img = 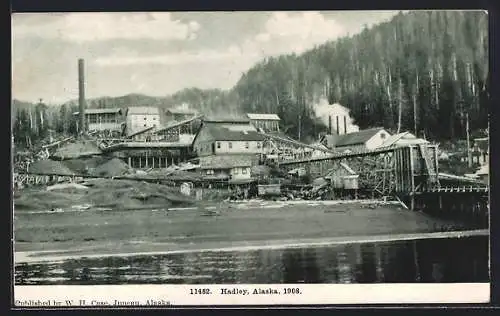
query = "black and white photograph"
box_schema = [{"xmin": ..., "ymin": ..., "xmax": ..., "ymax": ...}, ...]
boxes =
[{"xmin": 12, "ymin": 10, "xmax": 490, "ymax": 306}]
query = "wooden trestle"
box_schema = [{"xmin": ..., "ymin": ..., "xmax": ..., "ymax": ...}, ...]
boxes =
[
  {"xmin": 278, "ymin": 144, "xmax": 443, "ymax": 208},
  {"xmin": 279, "ymin": 143, "xmax": 489, "ymax": 213}
]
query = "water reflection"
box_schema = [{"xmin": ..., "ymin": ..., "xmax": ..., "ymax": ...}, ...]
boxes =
[{"xmin": 15, "ymin": 236, "xmax": 489, "ymax": 285}]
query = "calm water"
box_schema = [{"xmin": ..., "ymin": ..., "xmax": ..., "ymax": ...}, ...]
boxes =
[{"xmin": 15, "ymin": 236, "xmax": 489, "ymax": 285}]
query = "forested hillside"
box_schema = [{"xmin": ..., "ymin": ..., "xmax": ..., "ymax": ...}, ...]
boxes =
[
  {"xmin": 234, "ymin": 10, "xmax": 489, "ymax": 141},
  {"xmin": 12, "ymin": 11, "xmax": 489, "ymax": 146}
]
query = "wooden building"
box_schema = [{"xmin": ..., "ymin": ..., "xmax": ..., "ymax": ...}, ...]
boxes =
[
  {"xmin": 320, "ymin": 127, "xmax": 391, "ymax": 153},
  {"xmin": 197, "ymin": 154, "xmax": 255, "ymax": 181},
  {"xmin": 72, "ymin": 108, "xmax": 124, "ymax": 133},
  {"xmin": 192, "ymin": 119, "xmax": 265, "ymax": 157},
  {"xmin": 125, "ymin": 106, "xmax": 160, "ymax": 136},
  {"xmin": 246, "ymin": 113, "xmax": 281, "ymax": 132},
  {"xmin": 104, "ymin": 142, "xmax": 193, "ymax": 169}
]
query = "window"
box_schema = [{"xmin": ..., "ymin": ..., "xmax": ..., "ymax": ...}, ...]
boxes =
[
  {"xmin": 217, "ymin": 142, "xmax": 221, "ymax": 149},
  {"xmin": 233, "ymin": 168, "xmax": 239, "ymax": 174},
  {"xmin": 206, "ymin": 169, "xmax": 214, "ymax": 175},
  {"xmin": 242, "ymin": 168, "xmax": 247, "ymax": 174},
  {"xmin": 380, "ymin": 133, "xmax": 387, "ymax": 139},
  {"xmin": 257, "ymin": 142, "xmax": 261, "ymax": 149},
  {"xmin": 144, "ymin": 117, "xmax": 147, "ymax": 120},
  {"xmin": 245, "ymin": 142, "xmax": 249, "ymax": 149},
  {"xmin": 144, "ymin": 124, "xmax": 147, "ymax": 127},
  {"xmin": 153, "ymin": 117, "xmax": 157, "ymax": 120},
  {"xmin": 228, "ymin": 142, "xmax": 233, "ymax": 149},
  {"xmin": 88, "ymin": 114, "xmax": 97, "ymax": 124}
]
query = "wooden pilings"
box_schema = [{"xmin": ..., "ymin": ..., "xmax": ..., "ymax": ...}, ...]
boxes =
[{"xmin": 414, "ymin": 191, "xmax": 489, "ymax": 227}]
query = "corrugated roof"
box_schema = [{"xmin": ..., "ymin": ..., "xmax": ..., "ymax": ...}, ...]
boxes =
[
  {"xmin": 198, "ymin": 155, "xmax": 254, "ymax": 169},
  {"xmin": 127, "ymin": 107, "xmax": 160, "ymax": 115},
  {"xmin": 205, "ymin": 125, "xmax": 265, "ymax": 141},
  {"xmin": 334, "ymin": 128, "xmax": 385, "ymax": 147},
  {"xmin": 73, "ymin": 108, "xmax": 122, "ymax": 115},
  {"xmin": 246, "ymin": 113, "xmax": 281, "ymax": 121}
]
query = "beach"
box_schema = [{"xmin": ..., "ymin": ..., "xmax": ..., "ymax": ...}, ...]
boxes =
[{"xmin": 14, "ymin": 198, "xmax": 479, "ymax": 263}]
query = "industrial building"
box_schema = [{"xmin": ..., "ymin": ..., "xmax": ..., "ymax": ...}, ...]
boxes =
[
  {"xmin": 104, "ymin": 142, "xmax": 193, "ymax": 169},
  {"xmin": 192, "ymin": 118, "xmax": 265, "ymax": 157},
  {"xmin": 72, "ymin": 108, "xmax": 124, "ymax": 133},
  {"xmin": 320, "ymin": 127, "xmax": 391, "ymax": 153},
  {"xmin": 125, "ymin": 106, "xmax": 161, "ymax": 136}
]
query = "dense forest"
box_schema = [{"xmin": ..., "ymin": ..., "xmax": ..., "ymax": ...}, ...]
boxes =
[
  {"xmin": 12, "ymin": 10, "xmax": 489, "ymax": 147},
  {"xmin": 234, "ymin": 10, "xmax": 489, "ymax": 141}
]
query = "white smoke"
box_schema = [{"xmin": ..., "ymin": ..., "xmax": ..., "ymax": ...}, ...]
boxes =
[{"xmin": 313, "ymin": 98, "xmax": 359, "ymax": 134}]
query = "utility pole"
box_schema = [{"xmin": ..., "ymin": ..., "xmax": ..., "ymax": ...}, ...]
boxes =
[
  {"xmin": 298, "ymin": 113, "xmax": 302, "ymax": 141},
  {"xmin": 413, "ymin": 94, "xmax": 417, "ymax": 136},
  {"xmin": 397, "ymin": 78, "xmax": 403, "ymax": 134},
  {"xmin": 466, "ymin": 112, "xmax": 472, "ymax": 168},
  {"xmin": 78, "ymin": 58, "xmax": 86, "ymax": 137}
]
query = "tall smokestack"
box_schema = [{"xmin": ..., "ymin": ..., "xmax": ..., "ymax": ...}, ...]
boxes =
[
  {"xmin": 328, "ymin": 116, "xmax": 332, "ymax": 134},
  {"xmin": 336, "ymin": 116, "xmax": 339, "ymax": 135},
  {"xmin": 344, "ymin": 116, "xmax": 347, "ymax": 134},
  {"xmin": 78, "ymin": 58, "xmax": 86, "ymax": 135}
]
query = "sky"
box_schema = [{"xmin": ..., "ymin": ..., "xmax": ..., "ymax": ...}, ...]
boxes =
[{"xmin": 12, "ymin": 11, "xmax": 402, "ymax": 104}]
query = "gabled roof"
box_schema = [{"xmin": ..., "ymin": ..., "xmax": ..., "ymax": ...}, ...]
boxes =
[
  {"xmin": 127, "ymin": 106, "xmax": 160, "ymax": 115},
  {"xmin": 203, "ymin": 124, "xmax": 265, "ymax": 142},
  {"xmin": 334, "ymin": 128, "xmax": 386, "ymax": 147},
  {"xmin": 246, "ymin": 113, "xmax": 281, "ymax": 121},
  {"xmin": 198, "ymin": 154, "xmax": 254, "ymax": 169},
  {"xmin": 73, "ymin": 108, "xmax": 122, "ymax": 115}
]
